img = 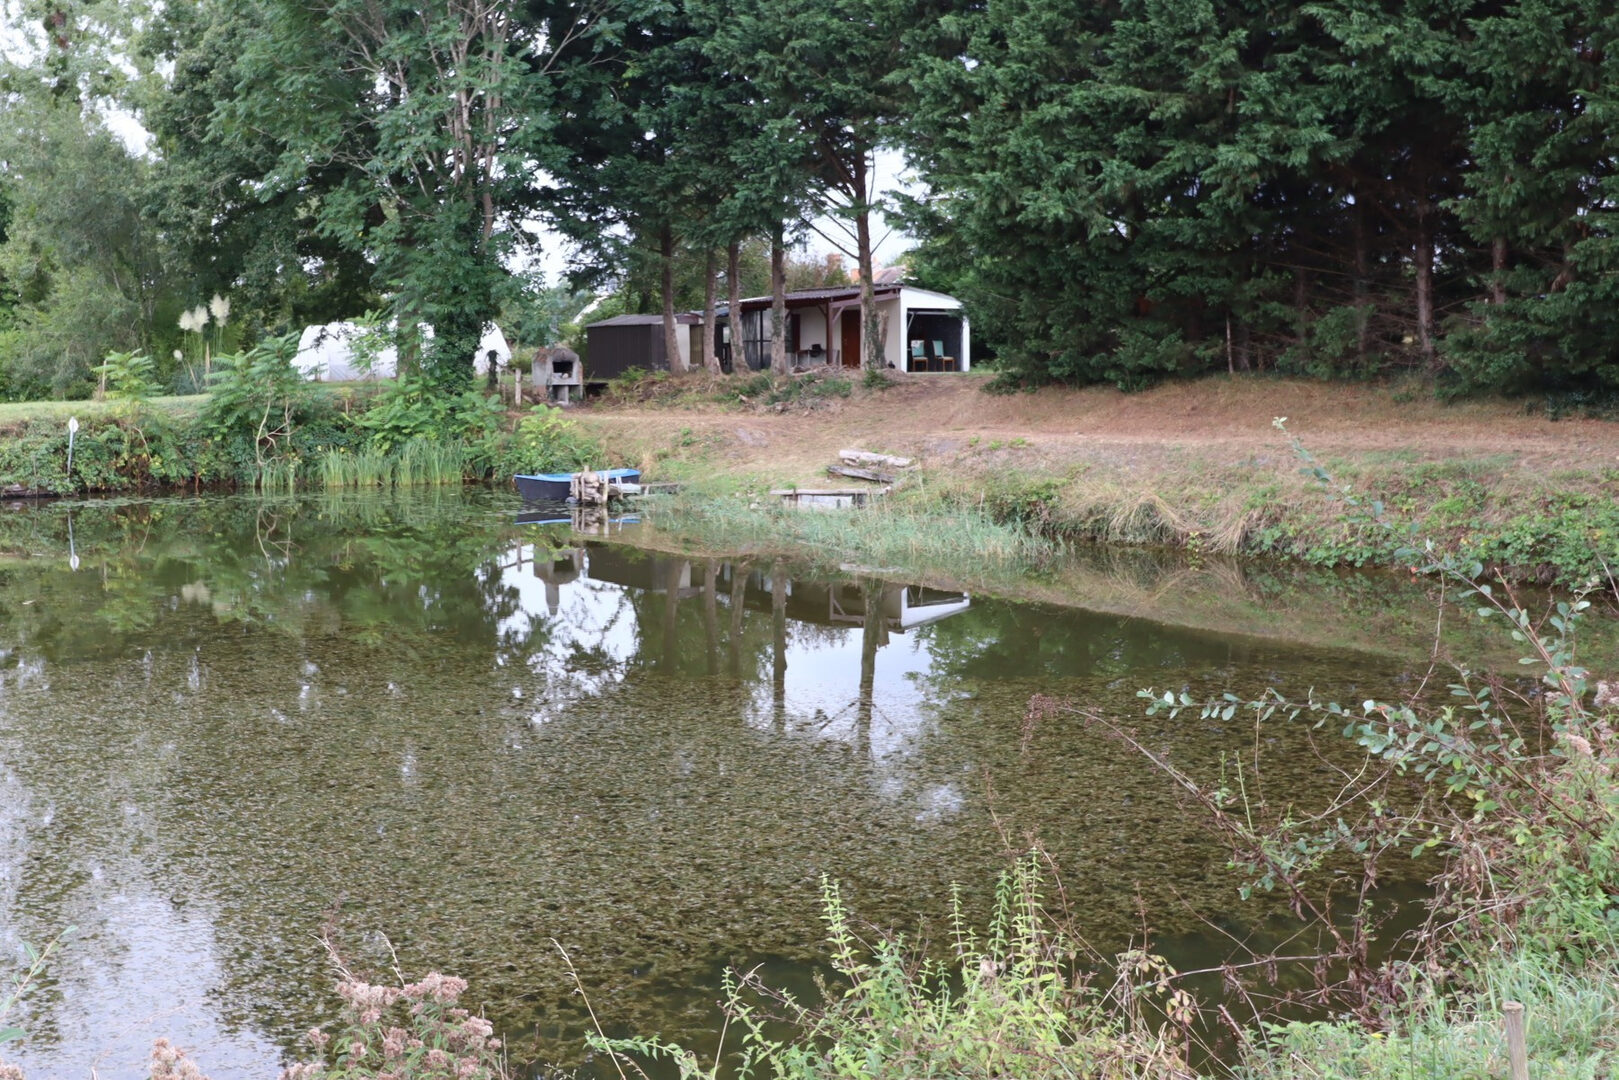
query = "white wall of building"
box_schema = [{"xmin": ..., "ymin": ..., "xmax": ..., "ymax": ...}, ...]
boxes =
[{"xmin": 294, "ymin": 323, "xmax": 511, "ymax": 381}]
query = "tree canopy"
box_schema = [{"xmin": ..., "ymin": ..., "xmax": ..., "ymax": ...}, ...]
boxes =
[{"xmin": 2, "ymin": 0, "xmax": 1618, "ymax": 397}]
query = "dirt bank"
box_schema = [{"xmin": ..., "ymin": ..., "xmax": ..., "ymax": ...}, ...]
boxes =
[{"xmin": 570, "ymin": 372, "xmax": 1619, "ymax": 586}]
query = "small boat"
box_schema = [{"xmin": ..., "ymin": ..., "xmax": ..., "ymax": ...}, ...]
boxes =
[{"xmin": 513, "ymin": 468, "xmax": 640, "ymax": 502}]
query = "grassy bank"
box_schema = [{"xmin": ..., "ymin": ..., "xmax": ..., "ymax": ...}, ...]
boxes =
[
  {"xmin": 0, "ymin": 372, "xmax": 601, "ymax": 496},
  {"xmin": 572, "ymin": 373, "xmax": 1619, "ymax": 588}
]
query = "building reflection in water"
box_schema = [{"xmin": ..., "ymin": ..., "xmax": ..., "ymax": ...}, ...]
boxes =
[{"xmin": 496, "ymin": 539, "xmax": 971, "ymax": 762}]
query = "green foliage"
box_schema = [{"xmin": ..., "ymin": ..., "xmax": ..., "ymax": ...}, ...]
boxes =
[
  {"xmin": 0, "ymin": 410, "xmax": 239, "ymax": 494},
  {"xmin": 201, "ymin": 332, "xmax": 310, "ymax": 472},
  {"xmin": 719, "ymin": 372, "xmax": 853, "ymax": 407},
  {"xmin": 1466, "ymin": 497, "xmax": 1619, "ymax": 588},
  {"xmin": 0, "ymin": 927, "xmax": 73, "ymax": 1058},
  {"xmin": 350, "ymin": 376, "xmax": 504, "ymax": 455},
  {"xmin": 901, "ymin": 0, "xmax": 1619, "ymax": 393},
  {"xmin": 508, "ymin": 406, "xmax": 605, "ymax": 474},
  {"xmin": 646, "ymin": 493, "xmax": 1052, "ymax": 572},
  {"xmin": 224, "ymin": 0, "xmax": 612, "ymax": 387},
  {"xmin": 1140, "ymin": 428, "xmax": 1619, "ymax": 967},
  {"xmin": 318, "ymin": 439, "xmax": 469, "ymax": 489},
  {"xmin": 861, "ymin": 367, "xmax": 895, "ymax": 391},
  {"xmin": 0, "ymin": 89, "xmax": 165, "ymax": 399},
  {"xmin": 603, "ymin": 366, "xmax": 668, "ymax": 400},
  {"xmin": 1246, "ymin": 424, "xmax": 1619, "ymax": 588},
  {"xmin": 1244, "ymin": 953, "xmax": 1619, "ymax": 1080},
  {"xmin": 589, "ymin": 861, "xmax": 1188, "ymax": 1080},
  {"xmin": 92, "ymin": 350, "xmax": 160, "ymax": 407}
]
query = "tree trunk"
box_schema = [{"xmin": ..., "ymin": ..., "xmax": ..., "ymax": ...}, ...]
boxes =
[
  {"xmin": 727, "ymin": 561, "xmax": 748, "ymax": 677},
  {"xmin": 1354, "ymin": 187, "xmax": 1370, "ymax": 363},
  {"xmin": 1491, "ymin": 236, "xmax": 1508, "ymax": 306},
  {"xmin": 1294, "ymin": 268, "xmax": 1309, "ymax": 347},
  {"xmin": 855, "ymin": 153, "xmax": 880, "ymax": 371},
  {"xmin": 770, "ymin": 227, "xmax": 789, "ymax": 375},
  {"xmin": 856, "ymin": 580, "xmax": 884, "ymax": 758},
  {"xmin": 702, "ymin": 249, "xmax": 721, "ymax": 374},
  {"xmin": 701, "ymin": 560, "xmax": 719, "ymax": 676},
  {"xmin": 660, "ymin": 559, "xmax": 683, "ymax": 669},
  {"xmin": 1414, "ymin": 203, "xmax": 1436, "ymax": 366},
  {"xmin": 662, "ymin": 226, "xmax": 688, "ymax": 374},
  {"xmin": 771, "ymin": 559, "xmax": 787, "ymax": 725},
  {"xmin": 727, "ymin": 241, "xmax": 743, "ymax": 374}
]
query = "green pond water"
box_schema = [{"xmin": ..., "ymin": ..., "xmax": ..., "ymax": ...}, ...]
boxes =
[{"xmin": 0, "ymin": 489, "xmax": 1539, "ymax": 1077}]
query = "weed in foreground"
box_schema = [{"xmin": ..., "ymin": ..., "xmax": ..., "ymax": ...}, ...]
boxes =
[
  {"xmin": 1042, "ymin": 425, "xmax": 1619, "ymax": 1058},
  {"xmin": 583, "ymin": 859, "xmax": 1195, "ymax": 1080},
  {"xmin": 0, "ymin": 929, "xmax": 72, "ymax": 1078}
]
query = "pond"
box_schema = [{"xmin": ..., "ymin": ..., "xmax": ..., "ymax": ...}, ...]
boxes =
[{"xmin": 0, "ymin": 489, "xmax": 1544, "ymax": 1077}]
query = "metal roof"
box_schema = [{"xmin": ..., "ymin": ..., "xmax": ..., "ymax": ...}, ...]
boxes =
[
  {"xmin": 739, "ymin": 285, "xmax": 901, "ymax": 305},
  {"xmin": 710, "ymin": 284, "xmax": 907, "ymax": 316},
  {"xmin": 587, "ymin": 313, "xmax": 700, "ymax": 327}
]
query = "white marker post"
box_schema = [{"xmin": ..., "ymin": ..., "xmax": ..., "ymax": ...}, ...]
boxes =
[{"xmin": 66, "ymin": 415, "xmax": 79, "ymax": 479}]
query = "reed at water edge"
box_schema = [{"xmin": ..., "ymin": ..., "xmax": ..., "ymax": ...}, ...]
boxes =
[{"xmin": 316, "ymin": 439, "xmax": 469, "ymax": 490}]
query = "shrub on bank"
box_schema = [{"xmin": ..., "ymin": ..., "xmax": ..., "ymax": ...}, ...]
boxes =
[{"xmin": 0, "ymin": 376, "xmax": 600, "ymax": 495}]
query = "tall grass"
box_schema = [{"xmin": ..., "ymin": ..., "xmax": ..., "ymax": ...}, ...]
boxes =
[
  {"xmin": 316, "ymin": 439, "xmax": 467, "ymax": 489},
  {"xmin": 253, "ymin": 458, "xmax": 300, "ymax": 494},
  {"xmin": 1242, "ymin": 953, "xmax": 1619, "ymax": 1080},
  {"xmin": 646, "ymin": 492, "xmax": 1054, "ymax": 575},
  {"xmin": 393, "ymin": 438, "xmax": 467, "ymax": 487}
]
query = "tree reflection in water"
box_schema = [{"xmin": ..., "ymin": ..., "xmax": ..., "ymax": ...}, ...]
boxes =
[{"xmin": 0, "ymin": 490, "xmax": 1439, "ymax": 1079}]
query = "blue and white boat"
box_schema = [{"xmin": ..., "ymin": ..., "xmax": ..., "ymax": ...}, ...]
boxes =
[{"xmin": 513, "ymin": 468, "xmax": 640, "ymax": 502}]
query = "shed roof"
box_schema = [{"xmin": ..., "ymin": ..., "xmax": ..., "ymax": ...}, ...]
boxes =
[{"xmin": 587, "ymin": 313, "xmax": 700, "ymax": 328}]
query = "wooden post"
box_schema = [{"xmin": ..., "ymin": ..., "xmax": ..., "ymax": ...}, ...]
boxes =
[
  {"xmin": 1502, "ymin": 1001, "xmax": 1528, "ymax": 1080},
  {"xmin": 513, "ymin": 364, "xmax": 523, "ymax": 407}
]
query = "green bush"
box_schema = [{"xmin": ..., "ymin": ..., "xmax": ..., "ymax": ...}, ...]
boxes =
[
  {"xmin": 500, "ymin": 405, "xmax": 605, "ymax": 474},
  {"xmin": 200, "ymin": 333, "xmax": 312, "ymax": 476},
  {"xmin": 91, "ymin": 350, "xmax": 160, "ymax": 406},
  {"xmin": 862, "ymin": 367, "xmax": 895, "ymax": 391},
  {"xmin": 352, "ymin": 374, "xmax": 504, "ymax": 453}
]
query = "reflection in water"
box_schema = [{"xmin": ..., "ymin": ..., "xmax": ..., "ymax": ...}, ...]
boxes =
[{"xmin": 0, "ymin": 492, "xmax": 1446, "ymax": 1078}]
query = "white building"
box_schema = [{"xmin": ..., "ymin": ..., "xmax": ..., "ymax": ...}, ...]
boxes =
[
  {"xmin": 720, "ymin": 284, "xmax": 971, "ymax": 373},
  {"xmin": 293, "ymin": 323, "xmax": 512, "ymax": 381}
]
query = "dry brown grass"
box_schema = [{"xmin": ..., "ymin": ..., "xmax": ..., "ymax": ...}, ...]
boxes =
[
  {"xmin": 570, "ymin": 371, "xmax": 1617, "ymax": 587},
  {"xmin": 570, "ymin": 372, "xmax": 1619, "ymax": 486}
]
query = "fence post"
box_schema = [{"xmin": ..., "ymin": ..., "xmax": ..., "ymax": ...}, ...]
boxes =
[{"xmin": 1503, "ymin": 1000, "xmax": 1528, "ymax": 1080}]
